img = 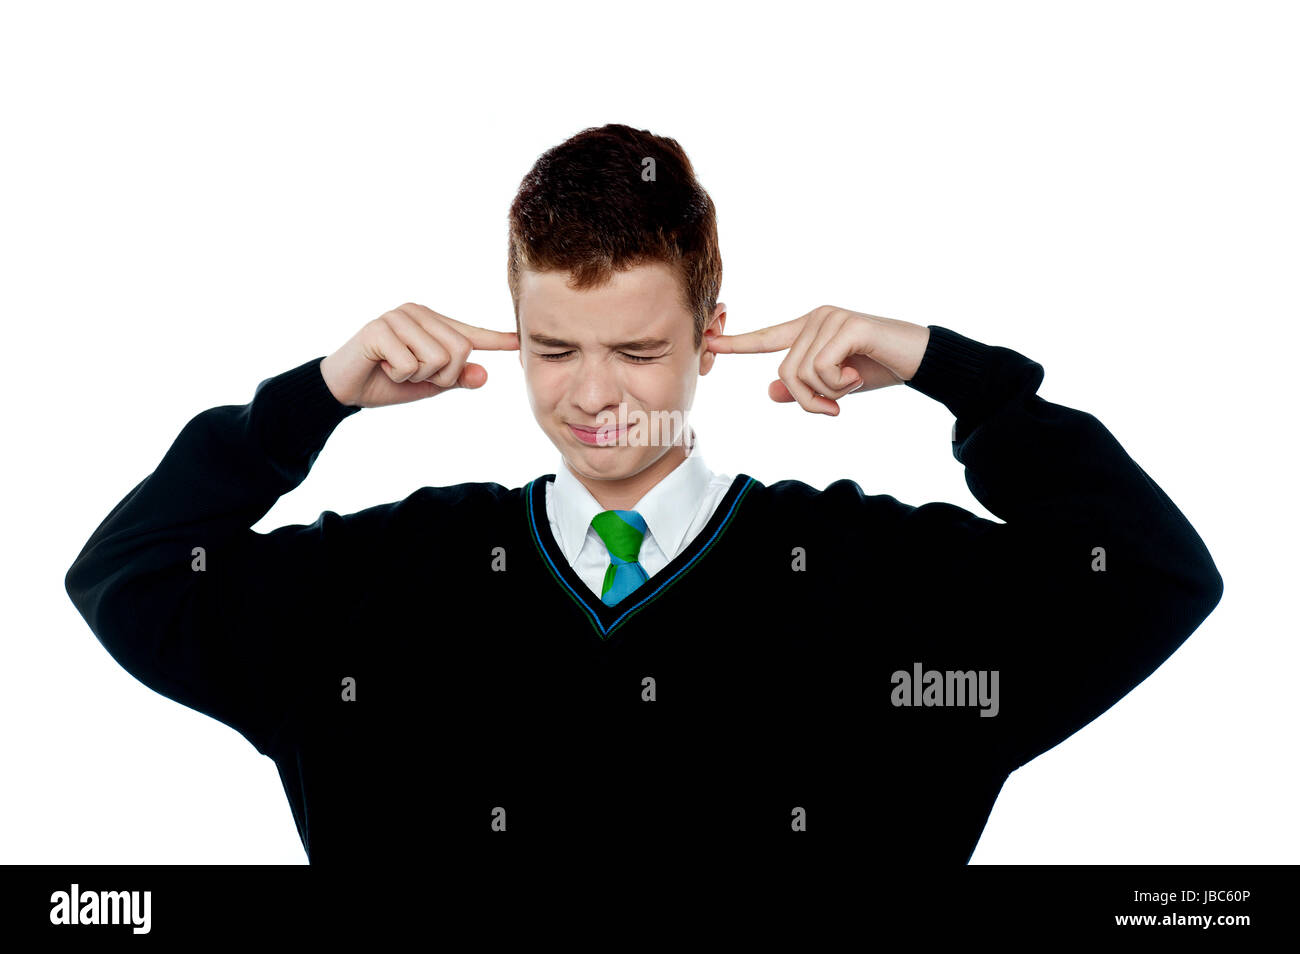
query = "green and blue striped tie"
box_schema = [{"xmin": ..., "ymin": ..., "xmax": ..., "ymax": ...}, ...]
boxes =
[{"xmin": 591, "ymin": 509, "xmax": 650, "ymax": 606}]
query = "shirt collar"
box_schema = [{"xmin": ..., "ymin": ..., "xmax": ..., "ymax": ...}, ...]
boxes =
[{"xmin": 552, "ymin": 443, "xmax": 714, "ymax": 564}]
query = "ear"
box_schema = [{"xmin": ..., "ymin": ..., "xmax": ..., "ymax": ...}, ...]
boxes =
[{"xmin": 698, "ymin": 303, "xmax": 726, "ymax": 376}]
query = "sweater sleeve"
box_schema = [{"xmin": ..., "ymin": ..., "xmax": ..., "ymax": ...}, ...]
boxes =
[
  {"xmin": 64, "ymin": 357, "xmax": 369, "ymax": 756},
  {"xmin": 885, "ymin": 325, "xmax": 1224, "ymax": 771}
]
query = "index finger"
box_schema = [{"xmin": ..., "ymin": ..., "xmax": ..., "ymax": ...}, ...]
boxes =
[
  {"xmin": 438, "ymin": 314, "xmax": 521, "ymax": 351},
  {"xmin": 707, "ymin": 316, "xmax": 805, "ymax": 354}
]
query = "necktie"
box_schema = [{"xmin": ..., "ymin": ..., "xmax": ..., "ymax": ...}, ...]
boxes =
[{"xmin": 590, "ymin": 509, "xmax": 650, "ymax": 606}]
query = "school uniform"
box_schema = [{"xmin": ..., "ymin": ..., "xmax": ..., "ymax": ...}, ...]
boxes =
[{"xmin": 64, "ymin": 326, "xmax": 1223, "ymax": 867}]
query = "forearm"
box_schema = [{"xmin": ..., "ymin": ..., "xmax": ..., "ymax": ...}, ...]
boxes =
[
  {"xmin": 66, "ymin": 357, "xmax": 356, "ymax": 599},
  {"xmin": 905, "ymin": 326, "xmax": 1220, "ymax": 587}
]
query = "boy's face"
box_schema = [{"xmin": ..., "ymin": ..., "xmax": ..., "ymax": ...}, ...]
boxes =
[{"xmin": 517, "ymin": 261, "xmax": 725, "ymax": 485}]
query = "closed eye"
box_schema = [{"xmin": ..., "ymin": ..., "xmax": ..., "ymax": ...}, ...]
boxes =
[{"xmin": 537, "ymin": 351, "xmax": 658, "ymax": 363}]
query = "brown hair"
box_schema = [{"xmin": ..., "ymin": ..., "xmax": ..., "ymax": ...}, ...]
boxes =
[{"xmin": 506, "ymin": 123, "xmax": 722, "ymax": 351}]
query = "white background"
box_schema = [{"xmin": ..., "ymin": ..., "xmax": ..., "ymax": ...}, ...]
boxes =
[{"xmin": 2, "ymin": 0, "xmax": 1294, "ymax": 864}]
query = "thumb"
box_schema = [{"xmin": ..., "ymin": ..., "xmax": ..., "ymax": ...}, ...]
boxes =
[{"xmin": 459, "ymin": 363, "xmax": 488, "ymax": 388}]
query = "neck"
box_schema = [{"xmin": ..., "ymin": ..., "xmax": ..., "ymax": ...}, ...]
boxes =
[{"xmin": 566, "ymin": 432, "xmax": 695, "ymax": 512}]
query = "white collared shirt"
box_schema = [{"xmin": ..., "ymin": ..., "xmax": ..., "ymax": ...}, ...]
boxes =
[{"xmin": 544, "ymin": 443, "xmax": 734, "ymax": 600}]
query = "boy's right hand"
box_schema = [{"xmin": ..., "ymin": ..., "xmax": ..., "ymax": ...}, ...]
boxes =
[{"xmin": 320, "ymin": 303, "xmax": 520, "ymax": 408}]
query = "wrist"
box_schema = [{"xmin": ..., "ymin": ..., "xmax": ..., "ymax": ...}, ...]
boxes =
[
  {"xmin": 899, "ymin": 323, "xmax": 932, "ymax": 382},
  {"xmin": 319, "ymin": 354, "xmax": 354, "ymax": 407}
]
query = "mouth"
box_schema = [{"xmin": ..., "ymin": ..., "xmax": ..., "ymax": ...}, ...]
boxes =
[{"xmin": 568, "ymin": 422, "xmax": 628, "ymax": 446}]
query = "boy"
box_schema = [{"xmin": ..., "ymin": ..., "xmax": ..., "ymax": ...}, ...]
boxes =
[{"xmin": 65, "ymin": 123, "xmax": 1223, "ymax": 866}]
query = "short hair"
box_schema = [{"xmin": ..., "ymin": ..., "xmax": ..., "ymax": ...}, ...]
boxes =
[{"xmin": 507, "ymin": 123, "xmax": 722, "ymax": 351}]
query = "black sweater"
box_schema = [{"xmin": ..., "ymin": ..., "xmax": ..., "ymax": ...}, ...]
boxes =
[{"xmin": 64, "ymin": 325, "xmax": 1224, "ymax": 865}]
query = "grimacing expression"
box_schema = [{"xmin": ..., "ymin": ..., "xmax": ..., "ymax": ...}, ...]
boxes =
[{"xmin": 517, "ymin": 261, "xmax": 725, "ymax": 482}]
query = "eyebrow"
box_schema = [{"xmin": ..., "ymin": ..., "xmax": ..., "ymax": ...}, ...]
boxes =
[{"xmin": 528, "ymin": 333, "xmax": 672, "ymax": 351}]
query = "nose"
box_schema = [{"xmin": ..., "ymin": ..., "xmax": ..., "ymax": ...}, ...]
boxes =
[{"xmin": 569, "ymin": 354, "xmax": 625, "ymax": 417}]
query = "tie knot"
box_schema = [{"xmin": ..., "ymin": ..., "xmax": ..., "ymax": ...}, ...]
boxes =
[{"xmin": 590, "ymin": 509, "xmax": 647, "ymax": 563}]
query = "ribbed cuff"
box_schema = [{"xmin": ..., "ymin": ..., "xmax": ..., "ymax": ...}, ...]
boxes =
[
  {"xmin": 903, "ymin": 325, "xmax": 995, "ymax": 421},
  {"xmin": 250, "ymin": 356, "xmax": 362, "ymax": 460}
]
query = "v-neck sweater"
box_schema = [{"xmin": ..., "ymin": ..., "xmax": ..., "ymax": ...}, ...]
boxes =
[{"xmin": 63, "ymin": 325, "xmax": 1223, "ymax": 865}]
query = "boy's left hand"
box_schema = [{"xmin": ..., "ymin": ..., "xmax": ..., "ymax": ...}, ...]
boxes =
[{"xmin": 705, "ymin": 305, "xmax": 932, "ymax": 416}]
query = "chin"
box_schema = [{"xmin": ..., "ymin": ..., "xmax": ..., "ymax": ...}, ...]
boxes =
[{"xmin": 569, "ymin": 448, "xmax": 648, "ymax": 478}]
